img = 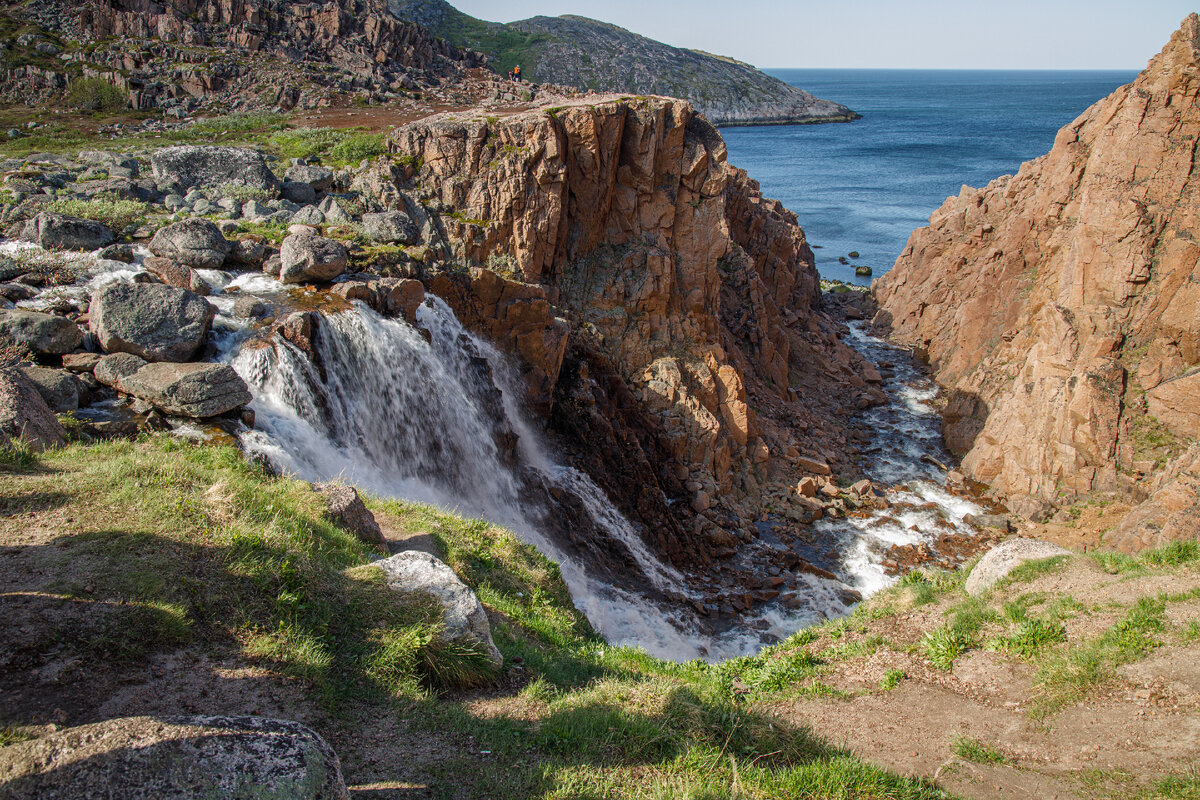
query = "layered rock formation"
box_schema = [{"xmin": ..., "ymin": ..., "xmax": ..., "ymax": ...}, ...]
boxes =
[
  {"xmin": 382, "ymin": 94, "xmax": 880, "ymax": 557},
  {"xmin": 874, "ymin": 15, "xmax": 1200, "ymax": 547},
  {"xmin": 388, "ymin": 0, "xmax": 858, "ymax": 126}
]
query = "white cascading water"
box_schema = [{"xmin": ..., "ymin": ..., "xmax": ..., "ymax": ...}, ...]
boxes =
[
  {"xmin": 1, "ymin": 238, "xmax": 985, "ymax": 660},
  {"xmin": 227, "ymin": 295, "xmax": 722, "ymax": 659}
]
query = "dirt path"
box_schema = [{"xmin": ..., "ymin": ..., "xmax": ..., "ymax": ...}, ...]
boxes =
[{"xmin": 765, "ymin": 557, "xmax": 1200, "ymax": 799}]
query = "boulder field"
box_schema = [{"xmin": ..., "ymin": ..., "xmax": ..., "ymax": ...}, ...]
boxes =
[{"xmin": 875, "ymin": 14, "xmax": 1200, "ymax": 552}]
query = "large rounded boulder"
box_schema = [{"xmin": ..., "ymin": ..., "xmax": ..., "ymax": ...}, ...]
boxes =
[
  {"xmin": 151, "ymin": 145, "xmax": 280, "ymax": 194},
  {"xmin": 88, "ymin": 283, "xmax": 215, "ymax": 362},
  {"xmin": 0, "ymin": 715, "xmax": 349, "ymax": 799},
  {"xmin": 149, "ymin": 218, "xmax": 232, "ymax": 269},
  {"xmin": 375, "ymin": 550, "xmax": 503, "ymax": 671},
  {"xmin": 279, "ymin": 232, "xmax": 348, "ymax": 285}
]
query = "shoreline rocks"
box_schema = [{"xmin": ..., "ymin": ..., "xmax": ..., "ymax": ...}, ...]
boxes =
[{"xmin": 88, "ymin": 283, "xmax": 215, "ymax": 363}]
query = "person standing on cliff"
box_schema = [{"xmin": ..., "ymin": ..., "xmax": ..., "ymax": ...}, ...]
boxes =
[{"xmin": 514, "ymin": 65, "xmax": 521, "ymax": 82}]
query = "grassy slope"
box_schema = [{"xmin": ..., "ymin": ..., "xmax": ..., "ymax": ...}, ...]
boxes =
[{"xmin": 0, "ymin": 436, "xmax": 944, "ymax": 799}]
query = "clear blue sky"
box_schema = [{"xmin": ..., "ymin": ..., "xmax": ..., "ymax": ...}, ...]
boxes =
[{"xmin": 449, "ymin": 1, "xmax": 1194, "ymax": 69}]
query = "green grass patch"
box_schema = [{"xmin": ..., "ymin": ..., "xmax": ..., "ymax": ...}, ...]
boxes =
[
  {"xmin": 951, "ymin": 735, "xmax": 1009, "ymax": 765},
  {"xmin": 49, "ymin": 194, "xmax": 150, "ymax": 233},
  {"xmin": 990, "ymin": 618, "xmax": 1067, "ymax": 659},
  {"xmin": 1033, "ymin": 596, "xmax": 1166, "ymax": 715},
  {"xmin": 880, "ymin": 668, "xmax": 906, "ymax": 690}
]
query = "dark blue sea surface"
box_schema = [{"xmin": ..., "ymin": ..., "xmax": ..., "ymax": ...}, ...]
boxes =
[{"xmin": 722, "ymin": 69, "xmax": 1138, "ymax": 285}]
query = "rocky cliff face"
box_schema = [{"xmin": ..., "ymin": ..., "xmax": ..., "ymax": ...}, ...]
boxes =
[
  {"xmin": 387, "ymin": 0, "xmax": 858, "ymax": 126},
  {"xmin": 5, "ymin": 0, "xmax": 484, "ymax": 110},
  {"xmin": 380, "ymin": 94, "xmax": 880, "ymax": 560},
  {"xmin": 874, "ymin": 15, "xmax": 1200, "ymax": 548}
]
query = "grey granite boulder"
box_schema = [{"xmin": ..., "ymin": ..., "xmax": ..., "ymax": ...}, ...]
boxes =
[
  {"xmin": 93, "ymin": 352, "xmax": 147, "ymax": 387},
  {"xmin": 316, "ymin": 195, "xmax": 351, "ymax": 224},
  {"xmin": 19, "ymin": 366, "xmax": 86, "ymax": 413},
  {"xmin": 0, "ymin": 367, "xmax": 64, "ymax": 451},
  {"xmin": 19, "ymin": 212, "xmax": 112, "ymax": 251},
  {"xmin": 143, "ymin": 256, "xmax": 212, "ymax": 295},
  {"xmin": 149, "ymin": 218, "xmax": 231, "ymax": 269},
  {"xmin": 362, "ymin": 211, "xmax": 418, "ymax": 245},
  {"xmin": 228, "ymin": 236, "xmax": 267, "ymax": 266},
  {"xmin": 316, "ymin": 482, "xmax": 384, "ymax": 545},
  {"xmin": 284, "ymin": 164, "xmax": 335, "ymax": 191},
  {"xmin": 89, "ymin": 283, "xmax": 215, "ymax": 362},
  {"xmin": 281, "ymin": 180, "xmax": 317, "ymax": 205},
  {"xmin": 115, "ymin": 362, "xmax": 251, "ymax": 418},
  {"xmin": 0, "ymin": 309, "xmax": 82, "ymax": 355},
  {"xmin": 964, "ymin": 538, "xmax": 1072, "ymax": 596},
  {"xmin": 290, "ymin": 205, "xmax": 325, "ymax": 226},
  {"xmin": 151, "ymin": 145, "xmax": 280, "ymax": 194},
  {"xmin": 279, "ymin": 232, "xmax": 348, "ymax": 284},
  {"xmin": 0, "ymin": 715, "xmax": 349, "ymax": 800},
  {"xmin": 375, "ymin": 550, "xmax": 503, "ymax": 670}
]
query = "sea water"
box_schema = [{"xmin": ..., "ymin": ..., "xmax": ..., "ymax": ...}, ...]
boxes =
[{"xmin": 723, "ymin": 69, "xmax": 1137, "ymax": 285}]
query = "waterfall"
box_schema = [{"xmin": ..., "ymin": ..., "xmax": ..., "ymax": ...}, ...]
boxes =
[{"xmin": 228, "ymin": 296, "xmax": 722, "ymax": 660}]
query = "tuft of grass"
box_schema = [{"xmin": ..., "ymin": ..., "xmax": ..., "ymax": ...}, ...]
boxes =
[
  {"xmin": 328, "ymin": 132, "xmax": 386, "ymax": 165},
  {"xmin": 922, "ymin": 624, "xmax": 975, "ymax": 671},
  {"xmin": 951, "ymin": 735, "xmax": 1009, "ymax": 765},
  {"xmin": 0, "ymin": 724, "xmax": 35, "ymax": 747},
  {"xmin": 880, "ymin": 668, "xmax": 906, "ymax": 690},
  {"xmin": 990, "ymin": 618, "xmax": 1067, "ymax": 659}
]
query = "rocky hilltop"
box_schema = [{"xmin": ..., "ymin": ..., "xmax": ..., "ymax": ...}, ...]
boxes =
[
  {"xmin": 3, "ymin": 0, "xmax": 486, "ymax": 112},
  {"xmin": 387, "ymin": 0, "xmax": 858, "ymax": 126},
  {"xmin": 874, "ymin": 14, "xmax": 1200, "ymax": 550}
]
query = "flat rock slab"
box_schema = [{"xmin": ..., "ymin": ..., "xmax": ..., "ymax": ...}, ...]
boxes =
[
  {"xmin": 116, "ymin": 362, "xmax": 252, "ymax": 418},
  {"xmin": 376, "ymin": 550, "xmax": 503, "ymax": 670},
  {"xmin": 151, "ymin": 146, "xmax": 280, "ymax": 194},
  {"xmin": 965, "ymin": 538, "xmax": 1071, "ymax": 596},
  {"xmin": 0, "ymin": 309, "xmax": 82, "ymax": 355},
  {"xmin": 0, "ymin": 715, "xmax": 348, "ymax": 800},
  {"xmin": 89, "ymin": 283, "xmax": 214, "ymax": 363}
]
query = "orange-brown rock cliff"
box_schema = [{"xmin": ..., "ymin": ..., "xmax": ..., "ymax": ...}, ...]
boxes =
[{"xmin": 875, "ymin": 15, "xmax": 1200, "ymax": 550}]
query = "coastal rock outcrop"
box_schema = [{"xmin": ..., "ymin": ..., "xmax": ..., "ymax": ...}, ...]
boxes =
[
  {"xmin": 874, "ymin": 15, "xmax": 1200, "ymax": 542},
  {"xmin": 387, "ymin": 94, "xmax": 879, "ymax": 561}
]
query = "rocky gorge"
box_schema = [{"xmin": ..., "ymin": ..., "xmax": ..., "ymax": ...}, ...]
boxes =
[{"xmin": 0, "ymin": 6, "xmax": 1198, "ymax": 800}]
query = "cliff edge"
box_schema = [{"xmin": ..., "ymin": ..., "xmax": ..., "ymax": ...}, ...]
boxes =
[{"xmin": 874, "ymin": 15, "xmax": 1200, "ymax": 551}]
